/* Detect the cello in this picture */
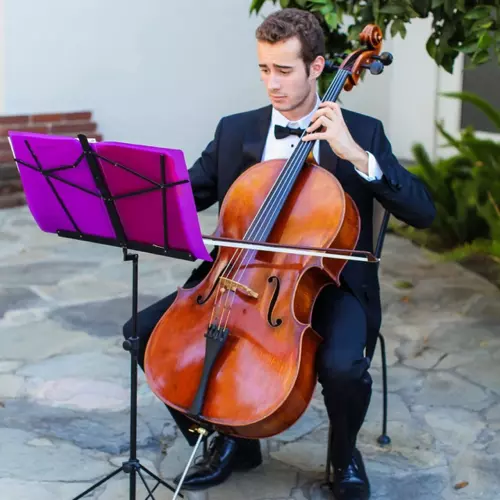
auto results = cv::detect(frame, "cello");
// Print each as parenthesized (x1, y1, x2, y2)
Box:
(144, 25, 392, 442)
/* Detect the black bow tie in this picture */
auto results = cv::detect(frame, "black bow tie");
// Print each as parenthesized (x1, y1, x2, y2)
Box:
(274, 124, 305, 140)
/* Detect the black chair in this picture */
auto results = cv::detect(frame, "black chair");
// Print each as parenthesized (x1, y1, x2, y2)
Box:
(324, 199, 391, 486)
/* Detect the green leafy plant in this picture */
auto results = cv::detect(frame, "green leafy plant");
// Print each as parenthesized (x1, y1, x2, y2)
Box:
(395, 91, 500, 262)
(249, 0, 500, 74)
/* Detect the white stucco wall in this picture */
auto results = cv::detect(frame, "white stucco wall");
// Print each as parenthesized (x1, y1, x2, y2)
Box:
(3, 0, 274, 165)
(2, 1, 441, 163)
(0, 0, 5, 113)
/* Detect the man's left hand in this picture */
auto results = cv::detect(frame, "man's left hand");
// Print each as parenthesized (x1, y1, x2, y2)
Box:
(302, 101, 369, 174)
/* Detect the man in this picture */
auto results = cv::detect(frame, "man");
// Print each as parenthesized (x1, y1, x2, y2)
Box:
(123, 8, 435, 500)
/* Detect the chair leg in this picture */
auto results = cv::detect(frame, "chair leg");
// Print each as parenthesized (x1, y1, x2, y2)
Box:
(324, 423, 333, 484)
(377, 332, 391, 446)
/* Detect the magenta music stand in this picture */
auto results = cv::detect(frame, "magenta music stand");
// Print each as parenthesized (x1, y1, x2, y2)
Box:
(8, 130, 213, 500)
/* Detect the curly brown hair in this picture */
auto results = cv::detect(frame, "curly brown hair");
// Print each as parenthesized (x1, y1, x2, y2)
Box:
(255, 8, 325, 73)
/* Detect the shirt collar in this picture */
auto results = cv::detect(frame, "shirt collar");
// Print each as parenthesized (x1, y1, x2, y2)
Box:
(271, 94, 321, 130)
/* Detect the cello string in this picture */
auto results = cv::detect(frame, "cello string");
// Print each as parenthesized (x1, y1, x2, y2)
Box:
(218, 72, 347, 330)
(214, 70, 349, 331)
(215, 70, 348, 330)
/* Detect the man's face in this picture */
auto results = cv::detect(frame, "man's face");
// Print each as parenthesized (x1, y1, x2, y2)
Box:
(257, 36, 320, 113)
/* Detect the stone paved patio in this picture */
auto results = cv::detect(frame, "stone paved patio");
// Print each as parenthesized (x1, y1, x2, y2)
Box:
(1, 205, 499, 500)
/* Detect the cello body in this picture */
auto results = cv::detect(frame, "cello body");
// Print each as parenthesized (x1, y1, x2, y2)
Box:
(143, 24, 391, 440)
(144, 158, 360, 438)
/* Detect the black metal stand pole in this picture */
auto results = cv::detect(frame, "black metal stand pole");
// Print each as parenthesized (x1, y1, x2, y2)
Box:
(122, 249, 139, 500)
(71, 245, 181, 500)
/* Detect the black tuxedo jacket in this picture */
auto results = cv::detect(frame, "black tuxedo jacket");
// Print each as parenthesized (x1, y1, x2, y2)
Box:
(185, 104, 435, 349)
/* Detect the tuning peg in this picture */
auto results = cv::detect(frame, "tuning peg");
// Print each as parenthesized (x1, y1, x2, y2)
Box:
(371, 52, 393, 66)
(324, 60, 340, 72)
(361, 61, 384, 75)
(370, 60, 384, 74)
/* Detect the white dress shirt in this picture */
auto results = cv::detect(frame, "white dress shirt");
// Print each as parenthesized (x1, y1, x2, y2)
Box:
(262, 95, 383, 181)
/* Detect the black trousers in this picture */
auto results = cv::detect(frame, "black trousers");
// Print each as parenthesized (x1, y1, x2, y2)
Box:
(123, 282, 372, 470)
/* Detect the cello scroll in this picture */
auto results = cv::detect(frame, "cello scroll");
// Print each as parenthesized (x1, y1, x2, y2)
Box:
(324, 25, 393, 91)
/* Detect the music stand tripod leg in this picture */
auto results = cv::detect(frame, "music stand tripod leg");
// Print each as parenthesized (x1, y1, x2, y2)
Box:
(72, 467, 124, 500)
(71, 250, 181, 500)
(70, 250, 183, 499)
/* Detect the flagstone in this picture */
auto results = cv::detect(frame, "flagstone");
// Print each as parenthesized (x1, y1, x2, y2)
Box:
(0, 428, 113, 482)
(48, 294, 162, 338)
(1, 207, 500, 500)
(0, 286, 41, 319)
(0, 261, 93, 286)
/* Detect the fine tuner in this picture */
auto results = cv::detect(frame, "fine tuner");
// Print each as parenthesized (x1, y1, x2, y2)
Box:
(324, 51, 393, 75)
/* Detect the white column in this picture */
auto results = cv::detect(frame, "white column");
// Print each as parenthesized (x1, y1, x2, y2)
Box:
(433, 54, 465, 159)
(385, 17, 440, 161)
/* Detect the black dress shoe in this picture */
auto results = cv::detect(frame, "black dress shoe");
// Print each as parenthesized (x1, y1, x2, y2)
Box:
(173, 434, 262, 491)
(333, 448, 370, 500)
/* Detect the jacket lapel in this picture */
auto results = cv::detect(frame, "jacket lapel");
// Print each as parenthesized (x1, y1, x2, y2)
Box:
(319, 140, 339, 175)
(241, 105, 272, 172)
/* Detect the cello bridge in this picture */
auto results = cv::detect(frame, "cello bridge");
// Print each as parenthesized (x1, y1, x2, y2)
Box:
(219, 277, 258, 299)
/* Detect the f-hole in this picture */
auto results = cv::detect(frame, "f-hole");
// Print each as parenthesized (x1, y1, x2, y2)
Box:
(267, 276, 282, 327)
(197, 265, 229, 305)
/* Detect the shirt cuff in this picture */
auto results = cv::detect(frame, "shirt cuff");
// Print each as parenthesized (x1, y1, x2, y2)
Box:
(354, 152, 383, 181)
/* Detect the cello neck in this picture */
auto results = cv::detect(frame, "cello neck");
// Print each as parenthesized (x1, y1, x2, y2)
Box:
(321, 68, 352, 102)
(243, 68, 351, 244)
(282, 68, 351, 170)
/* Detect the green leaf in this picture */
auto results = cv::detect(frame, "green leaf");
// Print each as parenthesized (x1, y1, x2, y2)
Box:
(411, 0, 431, 17)
(471, 18, 493, 32)
(325, 11, 338, 30)
(411, 143, 442, 188)
(464, 6, 492, 20)
(435, 37, 447, 64)
(461, 137, 500, 167)
(379, 4, 407, 15)
(391, 19, 407, 38)
(440, 22, 456, 45)
(426, 35, 438, 59)
(431, 0, 444, 8)
(436, 121, 462, 149)
(443, 0, 454, 17)
(359, 4, 373, 22)
(441, 51, 457, 73)
(441, 91, 500, 130)
(347, 23, 364, 41)
(455, 0, 466, 13)
(436, 239, 499, 261)
(279, 0, 289, 7)
(320, 3, 334, 15)
(249, 0, 269, 13)
(309, 4, 325, 12)
(472, 49, 491, 65)
(458, 41, 482, 54)
(478, 32, 493, 50)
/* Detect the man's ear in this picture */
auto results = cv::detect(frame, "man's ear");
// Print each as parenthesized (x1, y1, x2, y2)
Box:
(310, 55, 325, 80)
